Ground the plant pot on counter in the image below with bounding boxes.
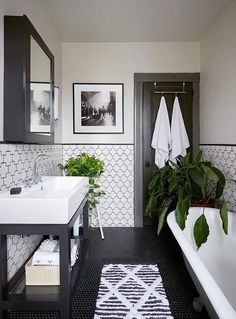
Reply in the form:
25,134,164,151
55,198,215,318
190,199,215,208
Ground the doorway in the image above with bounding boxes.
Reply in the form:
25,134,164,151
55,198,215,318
134,73,200,227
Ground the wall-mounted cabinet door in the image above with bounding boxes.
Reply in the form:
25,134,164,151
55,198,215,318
4,15,54,144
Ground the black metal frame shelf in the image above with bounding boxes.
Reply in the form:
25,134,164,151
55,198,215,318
0,196,89,319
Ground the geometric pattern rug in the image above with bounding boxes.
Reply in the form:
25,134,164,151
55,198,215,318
94,264,174,319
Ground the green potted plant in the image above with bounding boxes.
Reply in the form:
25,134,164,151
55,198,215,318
145,150,228,249
59,153,106,218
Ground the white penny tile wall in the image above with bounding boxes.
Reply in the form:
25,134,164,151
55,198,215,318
0,143,63,280
63,144,134,227
201,145,236,212
7,235,43,280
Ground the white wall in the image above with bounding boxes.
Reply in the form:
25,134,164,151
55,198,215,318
0,0,62,142
200,1,236,144
62,42,200,144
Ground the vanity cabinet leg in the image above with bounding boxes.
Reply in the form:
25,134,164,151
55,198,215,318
0,234,7,319
83,200,89,239
0,310,8,319
59,227,71,319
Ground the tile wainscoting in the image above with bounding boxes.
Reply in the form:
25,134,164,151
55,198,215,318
62,144,134,227
3,143,236,280
201,145,236,212
0,143,63,280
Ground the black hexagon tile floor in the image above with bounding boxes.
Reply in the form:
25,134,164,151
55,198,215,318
9,227,210,319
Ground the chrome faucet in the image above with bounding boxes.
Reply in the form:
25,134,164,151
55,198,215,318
33,154,54,184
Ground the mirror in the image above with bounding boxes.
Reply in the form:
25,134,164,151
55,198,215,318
4,15,54,144
30,37,51,134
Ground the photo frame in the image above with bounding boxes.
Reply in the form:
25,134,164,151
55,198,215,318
30,82,51,133
73,83,124,134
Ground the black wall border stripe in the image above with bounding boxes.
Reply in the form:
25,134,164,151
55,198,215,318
200,144,236,147
0,142,135,146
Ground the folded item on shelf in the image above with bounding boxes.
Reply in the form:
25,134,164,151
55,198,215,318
32,239,79,267
32,250,60,266
39,239,58,252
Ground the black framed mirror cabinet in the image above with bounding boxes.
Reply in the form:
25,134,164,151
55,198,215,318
4,15,55,144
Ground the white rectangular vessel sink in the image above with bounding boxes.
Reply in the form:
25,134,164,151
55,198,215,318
0,176,89,224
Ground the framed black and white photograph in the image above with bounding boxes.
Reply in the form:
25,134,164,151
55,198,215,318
73,83,124,134
30,82,51,133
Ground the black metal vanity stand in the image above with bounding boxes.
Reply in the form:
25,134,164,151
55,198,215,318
0,196,89,319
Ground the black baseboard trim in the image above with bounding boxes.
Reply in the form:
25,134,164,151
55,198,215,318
61,143,134,146
200,144,236,147
0,142,134,146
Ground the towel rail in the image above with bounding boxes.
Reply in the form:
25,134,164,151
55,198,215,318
153,82,186,94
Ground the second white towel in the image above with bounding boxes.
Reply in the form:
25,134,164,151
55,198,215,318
170,96,190,160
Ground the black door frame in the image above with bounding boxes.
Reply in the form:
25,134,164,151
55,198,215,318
134,73,200,227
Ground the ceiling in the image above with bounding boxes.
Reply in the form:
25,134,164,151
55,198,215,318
41,0,231,42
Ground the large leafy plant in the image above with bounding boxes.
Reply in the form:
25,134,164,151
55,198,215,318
59,153,105,211
145,151,228,249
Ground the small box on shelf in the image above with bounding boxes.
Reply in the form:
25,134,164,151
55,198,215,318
25,238,81,286
25,258,60,286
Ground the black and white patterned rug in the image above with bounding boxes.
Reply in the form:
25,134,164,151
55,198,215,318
94,264,174,319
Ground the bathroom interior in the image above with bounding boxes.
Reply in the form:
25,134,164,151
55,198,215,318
0,0,236,318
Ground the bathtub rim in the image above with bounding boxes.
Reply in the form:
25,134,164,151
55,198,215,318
167,209,236,319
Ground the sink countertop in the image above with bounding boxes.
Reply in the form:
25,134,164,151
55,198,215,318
0,176,89,224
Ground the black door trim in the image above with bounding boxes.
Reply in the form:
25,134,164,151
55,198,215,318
134,73,200,227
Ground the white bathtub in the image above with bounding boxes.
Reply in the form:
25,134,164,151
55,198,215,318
167,207,236,319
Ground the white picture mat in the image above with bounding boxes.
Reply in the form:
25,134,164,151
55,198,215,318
74,84,123,133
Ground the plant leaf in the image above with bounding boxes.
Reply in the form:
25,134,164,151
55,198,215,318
202,165,219,183
157,197,174,234
193,214,209,249
175,197,190,230
183,153,190,166
148,173,159,190
168,177,178,193
189,168,205,189
220,200,228,235
193,150,203,164
211,167,226,199
145,195,157,217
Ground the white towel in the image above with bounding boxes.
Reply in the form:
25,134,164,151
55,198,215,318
170,96,190,160
39,239,58,252
151,96,171,168
32,240,79,267
32,250,61,266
